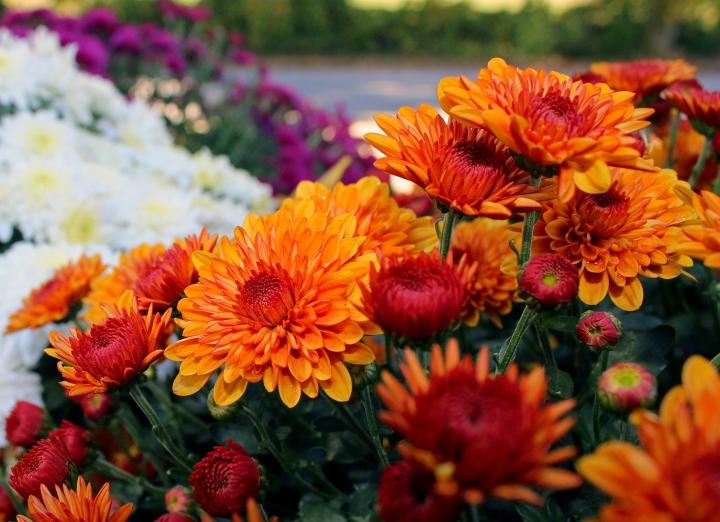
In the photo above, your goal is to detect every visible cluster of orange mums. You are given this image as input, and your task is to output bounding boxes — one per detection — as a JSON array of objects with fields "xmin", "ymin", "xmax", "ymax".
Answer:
[{"xmin": 5, "ymin": 57, "xmax": 720, "ymax": 521}]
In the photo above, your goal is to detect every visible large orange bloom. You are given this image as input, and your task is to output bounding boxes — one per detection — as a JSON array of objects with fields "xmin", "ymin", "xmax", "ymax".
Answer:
[
  {"xmin": 450, "ymin": 218, "xmax": 520, "ymax": 327},
  {"xmin": 665, "ymin": 83, "xmax": 720, "ymax": 131},
  {"xmin": 6, "ymin": 255, "xmax": 105, "ymax": 333},
  {"xmin": 47, "ymin": 291, "xmax": 172, "ymax": 396},
  {"xmin": 84, "ymin": 243, "xmax": 166, "ymax": 323},
  {"xmin": 17, "ymin": 477, "xmax": 133, "ymax": 522},
  {"xmin": 677, "ymin": 189, "xmax": 720, "ymax": 269},
  {"xmin": 281, "ymin": 176, "xmax": 436, "ymax": 256},
  {"xmin": 578, "ymin": 356, "xmax": 720, "ymax": 522},
  {"xmin": 590, "ymin": 59, "xmax": 696, "ymax": 99},
  {"xmin": 166, "ymin": 208, "xmax": 378, "ymax": 408},
  {"xmin": 377, "ymin": 340, "xmax": 580, "ymax": 506},
  {"xmin": 365, "ymin": 104, "xmax": 550, "ymax": 218},
  {"xmin": 533, "ymin": 168, "xmax": 694, "ymax": 311},
  {"xmin": 438, "ymin": 58, "xmax": 656, "ymax": 201}
]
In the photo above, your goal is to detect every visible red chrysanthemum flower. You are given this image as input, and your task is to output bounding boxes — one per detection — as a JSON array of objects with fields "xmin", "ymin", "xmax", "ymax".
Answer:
[
  {"xmin": 665, "ymin": 83, "xmax": 720, "ymax": 134},
  {"xmin": 378, "ymin": 460, "xmax": 464, "ymax": 522},
  {"xmin": 519, "ymin": 253, "xmax": 579, "ymax": 307},
  {"xmin": 47, "ymin": 291, "xmax": 172, "ymax": 396},
  {"xmin": 590, "ymin": 59, "xmax": 697, "ymax": 100},
  {"xmin": 133, "ymin": 229, "xmax": 217, "ymax": 312},
  {"xmin": 6, "ymin": 401, "xmax": 45, "ymax": 448},
  {"xmin": 377, "ymin": 340, "xmax": 580, "ymax": 505},
  {"xmin": 365, "ymin": 104, "xmax": 551, "ymax": 218},
  {"xmin": 189, "ymin": 440, "xmax": 260, "ymax": 517},
  {"xmin": 0, "ymin": 486, "xmax": 15, "ymax": 521},
  {"xmin": 49, "ymin": 421, "xmax": 89, "ymax": 466},
  {"xmin": 78, "ymin": 393, "xmax": 114, "ymax": 421},
  {"xmin": 598, "ymin": 362, "xmax": 657, "ymax": 413},
  {"xmin": 576, "ymin": 311, "xmax": 622, "ymax": 349},
  {"xmin": 361, "ymin": 250, "xmax": 466, "ymax": 341},
  {"xmin": 6, "ymin": 254, "xmax": 105, "ymax": 333},
  {"xmin": 9, "ymin": 438, "xmax": 70, "ymax": 499}
]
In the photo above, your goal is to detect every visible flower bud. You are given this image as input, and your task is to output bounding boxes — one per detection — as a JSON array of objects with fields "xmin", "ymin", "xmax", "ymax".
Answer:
[
  {"xmin": 519, "ymin": 253, "xmax": 578, "ymax": 308},
  {"xmin": 165, "ymin": 486, "xmax": 192, "ymax": 513},
  {"xmin": 79, "ymin": 393, "xmax": 114, "ymax": 421},
  {"xmin": 189, "ymin": 440, "xmax": 260, "ymax": 516},
  {"xmin": 6, "ymin": 401, "xmax": 45, "ymax": 448},
  {"xmin": 207, "ymin": 394, "xmax": 239, "ymax": 421},
  {"xmin": 9, "ymin": 438, "xmax": 70, "ymax": 498},
  {"xmin": 49, "ymin": 421, "xmax": 89, "ymax": 466},
  {"xmin": 576, "ymin": 311, "xmax": 622, "ymax": 349},
  {"xmin": 598, "ymin": 362, "xmax": 656, "ymax": 413}
]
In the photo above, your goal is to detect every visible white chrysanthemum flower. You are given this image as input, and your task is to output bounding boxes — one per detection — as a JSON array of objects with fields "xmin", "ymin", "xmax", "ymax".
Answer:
[{"xmin": 0, "ymin": 111, "xmax": 76, "ymax": 160}]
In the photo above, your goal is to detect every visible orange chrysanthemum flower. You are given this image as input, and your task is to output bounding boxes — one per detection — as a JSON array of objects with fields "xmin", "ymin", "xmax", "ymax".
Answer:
[
  {"xmin": 166, "ymin": 209, "xmax": 378, "ymax": 408},
  {"xmin": 578, "ymin": 356, "xmax": 720, "ymax": 522},
  {"xmin": 17, "ymin": 477, "xmax": 133, "ymax": 522},
  {"xmin": 665, "ymin": 83, "xmax": 720, "ymax": 132},
  {"xmin": 377, "ymin": 340, "xmax": 580, "ymax": 506},
  {"xmin": 85, "ymin": 231, "xmax": 217, "ymax": 322},
  {"xmin": 677, "ymin": 189, "xmax": 720, "ymax": 269},
  {"xmin": 84, "ymin": 243, "xmax": 166, "ymax": 323},
  {"xmin": 533, "ymin": 168, "xmax": 694, "ymax": 311},
  {"xmin": 590, "ymin": 59, "xmax": 697, "ymax": 99},
  {"xmin": 6, "ymin": 255, "xmax": 105, "ymax": 333},
  {"xmin": 47, "ymin": 291, "xmax": 172, "ymax": 396},
  {"xmin": 450, "ymin": 219, "xmax": 519, "ymax": 327},
  {"xmin": 281, "ymin": 176, "xmax": 436, "ymax": 256},
  {"xmin": 438, "ymin": 58, "xmax": 656, "ymax": 201},
  {"xmin": 365, "ymin": 104, "xmax": 550, "ymax": 218}
]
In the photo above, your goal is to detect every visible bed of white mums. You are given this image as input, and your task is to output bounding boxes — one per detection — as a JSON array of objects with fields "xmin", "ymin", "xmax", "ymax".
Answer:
[{"xmin": 0, "ymin": 28, "xmax": 275, "ymax": 443}]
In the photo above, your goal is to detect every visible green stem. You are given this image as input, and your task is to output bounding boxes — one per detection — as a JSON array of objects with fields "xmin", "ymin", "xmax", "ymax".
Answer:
[
  {"xmin": 240, "ymin": 405, "xmax": 338, "ymax": 499},
  {"xmin": 497, "ymin": 306, "xmax": 538, "ymax": 373},
  {"xmin": 361, "ymin": 383, "xmax": 389, "ymax": 467},
  {"xmin": 711, "ymin": 351, "xmax": 720, "ymax": 369},
  {"xmin": 519, "ymin": 176, "xmax": 542, "ymax": 267},
  {"xmin": 535, "ymin": 323, "xmax": 560, "ymax": 395},
  {"xmin": 128, "ymin": 384, "xmax": 193, "ymax": 473},
  {"xmin": 92, "ymin": 457, "xmax": 166, "ymax": 495},
  {"xmin": 325, "ymin": 396, "xmax": 376, "ymax": 450},
  {"xmin": 592, "ymin": 350, "xmax": 610, "ymax": 445},
  {"xmin": 689, "ymin": 136, "xmax": 713, "ymax": 189},
  {"xmin": 665, "ymin": 110, "xmax": 680, "ymax": 167},
  {"xmin": 439, "ymin": 209, "xmax": 457, "ymax": 260},
  {"xmin": 384, "ymin": 334, "xmax": 393, "ymax": 369}
]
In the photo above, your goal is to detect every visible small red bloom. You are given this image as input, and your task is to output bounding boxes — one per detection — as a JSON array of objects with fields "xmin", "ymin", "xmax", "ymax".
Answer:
[
  {"xmin": 165, "ymin": 486, "xmax": 192, "ymax": 513},
  {"xmin": 155, "ymin": 514, "xmax": 196, "ymax": 522},
  {"xmin": 0, "ymin": 485, "xmax": 16, "ymax": 521},
  {"xmin": 49, "ymin": 421, "xmax": 89, "ymax": 466},
  {"xmin": 9, "ymin": 438, "xmax": 70, "ymax": 499},
  {"xmin": 79, "ymin": 393, "xmax": 114, "ymax": 420},
  {"xmin": 519, "ymin": 254, "xmax": 579, "ymax": 308},
  {"xmin": 378, "ymin": 460, "xmax": 463, "ymax": 522},
  {"xmin": 362, "ymin": 250, "xmax": 466, "ymax": 341},
  {"xmin": 576, "ymin": 311, "xmax": 623, "ymax": 349},
  {"xmin": 189, "ymin": 440, "xmax": 260, "ymax": 517},
  {"xmin": 6, "ymin": 401, "xmax": 45, "ymax": 448},
  {"xmin": 598, "ymin": 362, "xmax": 657, "ymax": 413}
]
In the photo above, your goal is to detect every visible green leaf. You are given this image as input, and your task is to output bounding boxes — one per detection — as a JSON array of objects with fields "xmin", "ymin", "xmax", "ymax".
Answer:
[
  {"xmin": 542, "ymin": 315, "xmax": 578, "ymax": 334},
  {"xmin": 300, "ymin": 503, "xmax": 347, "ymax": 522},
  {"xmin": 548, "ymin": 369, "xmax": 574, "ymax": 399},
  {"xmin": 608, "ymin": 326, "xmax": 674, "ymax": 375}
]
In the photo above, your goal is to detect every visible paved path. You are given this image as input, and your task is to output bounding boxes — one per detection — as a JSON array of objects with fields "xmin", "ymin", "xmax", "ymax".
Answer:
[{"xmin": 269, "ymin": 65, "xmax": 720, "ymax": 120}]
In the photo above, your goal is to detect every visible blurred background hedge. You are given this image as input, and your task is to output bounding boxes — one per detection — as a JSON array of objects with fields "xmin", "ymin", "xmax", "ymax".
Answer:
[{"xmin": 3, "ymin": 0, "xmax": 720, "ymax": 59}]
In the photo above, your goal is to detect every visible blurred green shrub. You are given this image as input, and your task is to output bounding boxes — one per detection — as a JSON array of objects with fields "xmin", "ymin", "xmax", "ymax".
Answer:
[{"xmin": 95, "ymin": 0, "xmax": 720, "ymax": 58}]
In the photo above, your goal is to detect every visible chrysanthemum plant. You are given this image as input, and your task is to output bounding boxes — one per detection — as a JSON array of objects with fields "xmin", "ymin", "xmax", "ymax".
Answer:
[{"xmin": 5, "ymin": 56, "xmax": 720, "ymax": 522}]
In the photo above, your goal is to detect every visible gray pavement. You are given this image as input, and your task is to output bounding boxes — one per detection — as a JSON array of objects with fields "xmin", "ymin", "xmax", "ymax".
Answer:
[{"xmin": 269, "ymin": 65, "xmax": 720, "ymax": 120}]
